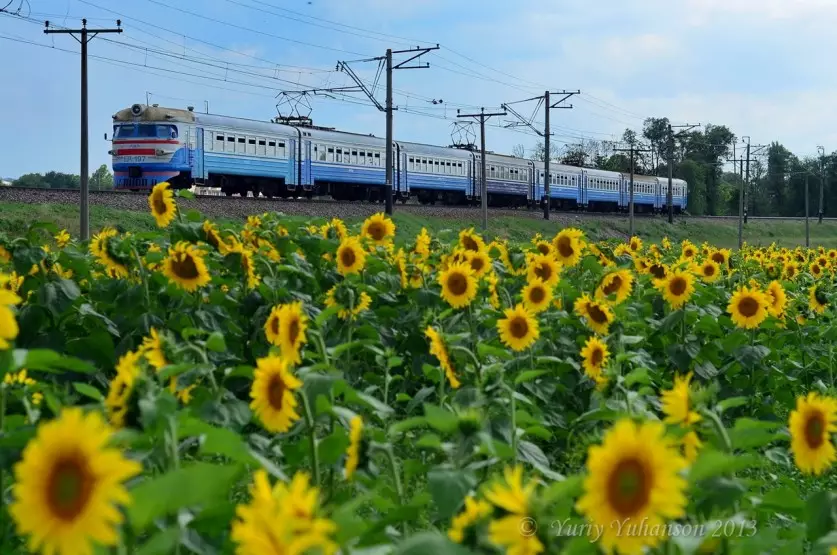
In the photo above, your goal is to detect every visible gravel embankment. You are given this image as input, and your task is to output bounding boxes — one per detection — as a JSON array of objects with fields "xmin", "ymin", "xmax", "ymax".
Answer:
[{"xmin": 0, "ymin": 187, "xmax": 635, "ymax": 226}]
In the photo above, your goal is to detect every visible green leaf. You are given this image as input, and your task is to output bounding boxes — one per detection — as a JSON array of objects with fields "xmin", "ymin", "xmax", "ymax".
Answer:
[
  {"xmin": 727, "ymin": 418, "xmax": 782, "ymax": 450},
  {"xmin": 205, "ymin": 331, "xmax": 226, "ymax": 353},
  {"xmin": 689, "ymin": 450, "xmax": 759, "ymax": 483},
  {"xmin": 693, "ymin": 360, "xmax": 719, "ymax": 380},
  {"xmin": 136, "ymin": 528, "xmax": 181, "ymax": 555},
  {"xmin": 318, "ymin": 428, "xmax": 349, "ymax": 466},
  {"xmin": 424, "ymin": 404, "xmax": 458, "ymax": 434},
  {"xmin": 717, "ymin": 396, "xmax": 748, "ymax": 413},
  {"xmin": 416, "ymin": 433, "xmax": 443, "ymax": 449},
  {"xmin": 619, "ymin": 335, "xmax": 645, "ymax": 345},
  {"xmin": 515, "ymin": 370, "xmax": 548, "ymax": 385},
  {"xmin": 73, "ymin": 382, "xmax": 103, "ymax": 401},
  {"xmin": 540, "ymin": 475, "xmax": 584, "ymax": 506},
  {"xmin": 806, "ymin": 491, "xmax": 837, "ymax": 542},
  {"xmin": 394, "ymin": 532, "xmax": 473, "ymax": 555},
  {"xmin": 129, "ymin": 462, "xmax": 243, "ymax": 531},
  {"xmin": 13, "ymin": 349, "xmax": 95, "ymax": 374},
  {"xmin": 388, "ymin": 416, "xmax": 427, "ymax": 436},
  {"xmin": 175, "ymin": 189, "xmax": 195, "ymax": 199},
  {"xmin": 759, "ymin": 487, "xmax": 805, "ymax": 518},
  {"xmin": 427, "ymin": 468, "xmax": 477, "ymax": 520},
  {"xmin": 476, "ymin": 343, "xmax": 513, "ymax": 360},
  {"xmin": 518, "ymin": 440, "xmax": 564, "ymax": 480},
  {"xmin": 178, "ymin": 419, "xmax": 257, "ymax": 465}
]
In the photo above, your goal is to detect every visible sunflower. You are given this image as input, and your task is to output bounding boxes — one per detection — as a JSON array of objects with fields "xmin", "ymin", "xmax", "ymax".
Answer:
[
  {"xmin": 9, "ymin": 407, "xmax": 142, "ymax": 555},
  {"xmin": 784, "ymin": 261, "xmax": 800, "ymax": 280},
  {"xmin": 659, "ymin": 270, "xmax": 695, "ymax": 309},
  {"xmin": 497, "ymin": 304, "xmax": 539, "ymax": 351},
  {"xmin": 727, "ymin": 285, "xmax": 769, "ymax": 329},
  {"xmin": 231, "ymin": 470, "xmax": 337, "ymax": 555},
  {"xmin": 580, "ymin": 336, "xmax": 609, "ymax": 386},
  {"xmin": 766, "ymin": 280, "xmax": 787, "ymax": 317},
  {"xmin": 810, "ymin": 261, "xmax": 825, "ymax": 279},
  {"xmin": 105, "ymin": 350, "xmax": 143, "ymax": 428},
  {"xmin": 264, "ymin": 305, "xmax": 283, "ymax": 346},
  {"xmin": 595, "ymin": 269, "xmax": 634, "ymax": 305},
  {"xmin": 681, "ymin": 430, "xmax": 702, "ymax": 464},
  {"xmin": 335, "ymin": 237, "xmax": 366, "ymax": 276},
  {"xmin": 809, "ymin": 284, "xmax": 829, "ymax": 314},
  {"xmin": 521, "ymin": 278, "xmax": 553, "ymax": 314},
  {"xmin": 54, "ymin": 229, "xmax": 70, "ymax": 248},
  {"xmin": 660, "ymin": 373, "xmax": 701, "ymax": 426},
  {"xmin": 466, "ymin": 249, "xmax": 491, "ymax": 279},
  {"xmin": 449, "ymin": 496, "xmax": 492, "ymax": 544},
  {"xmin": 274, "ymin": 301, "xmax": 308, "ymax": 365},
  {"xmin": 534, "ymin": 240, "xmax": 554, "ymax": 257},
  {"xmin": 140, "ymin": 328, "xmax": 168, "ymax": 371},
  {"xmin": 148, "ymin": 181, "xmax": 177, "ymax": 227},
  {"xmin": 89, "ymin": 228, "xmax": 129, "ymax": 278},
  {"xmin": 680, "ymin": 240, "xmax": 697, "ymax": 261},
  {"xmin": 0, "ymin": 288, "xmax": 22, "ymax": 350},
  {"xmin": 344, "ymin": 416, "xmax": 363, "ymax": 480},
  {"xmin": 324, "ymin": 286, "xmax": 372, "ymax": 320},
  {"xmin": 789, "ymin": 392, "xmax": 837, "ymax": 475},
  {"xmin": 695, "ymin": 260, "xmax": 721, "ymax": 283},
  {"xmin": 647, "ymin": 262, "xmax": 669, "ymax": 281},
  {"xmin": 227, "ymin": 242, "xmax": 260, "ymax": 290},
  {"xmin": 438, "ymin": 262, "xmax": 478, "ymax": 309},
  {"xmin": 574, "ymin": 294, "xmax": 614, "ymax": 335},
  {"xmin": 0, "ymin": 271, "xmax": 23, "ymax": 293},
  {"xmin": 414, "ymin": 227, "xmax": 431, "ymax": 259},
  {"xmin": 576, "ymin": 418, "xmax": 687, "ymax": 555},
  {"xmin": 0, "ymin": 243, "xmax": 10, "ymax": 263},
  {"xmin": 250, "ymin": 354, "xmax": 302, "ymax": 433},
  {"xmin": 361, "ymin": 212, "xmax": 396, "ymax": 245},
  {"xmin": 162, "ymin": 242, "xmax": 211, "ymax": 292},
  {"xmin": 628, "ymin": 236, "xmax": 643, "ymax": 252},
  {"xmin": 527, "ymin": 253, "xmax": 561, "ymax": 287},
  {"xmin": 459, "ymin": 228, "xmax": 486, "ymax": 252},
  {"xmin": 486, "ymin": 271, "xmax": 501, "ymax": 310},
  {"xmin": 552, "ymin": 228, "xmax": 584, "ymax": 267},
  {"xmin": 425, "ymin": 326, "xmax": 461, "ymax": 389},
  {"xmin": 202, "ymin": 220, "xmax": 229, "ymax": 254}
]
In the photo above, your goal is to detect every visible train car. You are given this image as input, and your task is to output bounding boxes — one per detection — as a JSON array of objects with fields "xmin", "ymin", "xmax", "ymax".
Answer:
[
  {"xmin": 400, "ymin": 142, "xmax": 473, "ymax": 205},
  {"xmin": 655, "ymin": 177, "xmax": 688, "ymax": 213},
  {"xmin": 582, "ymin": 168, "xmax": 621, "ymax": 211},
  {"xmin": 304, "ymin": 127, "xmax": 390, "ymax": 202},
  {"xmin": 531, "ymin": 161, "xmax": 583, "ymax": 210},
  {"xmin": 480, "ymin": 153, "xmax": 533, "ymax": 208},
  {"xmin": 619, "ymin": 174, "xmax": 659, "ymax": 212}
]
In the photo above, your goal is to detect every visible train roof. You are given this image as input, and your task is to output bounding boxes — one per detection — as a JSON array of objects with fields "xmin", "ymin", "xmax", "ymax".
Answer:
[{"xmin": 399, "ymin": 141, "xmax": 475, "ymax": 159}]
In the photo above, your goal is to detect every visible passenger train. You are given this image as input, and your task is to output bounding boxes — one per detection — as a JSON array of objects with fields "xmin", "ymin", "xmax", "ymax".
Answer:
[{"xmin": 110, "ymin": 103, "xmax": 688, "ymax": 212}]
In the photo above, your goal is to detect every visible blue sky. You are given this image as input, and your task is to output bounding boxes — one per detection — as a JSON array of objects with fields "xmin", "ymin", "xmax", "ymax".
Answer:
[{"xmin": 1, "ymin": 0, "xmax": 836, "ymax": 178}]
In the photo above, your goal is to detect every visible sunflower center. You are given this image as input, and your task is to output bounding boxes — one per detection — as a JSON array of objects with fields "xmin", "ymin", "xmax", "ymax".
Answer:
[
  {"xmin": 703, "ymin": 265, "xmax": 715, "ymax": 277},
  {"xmin": 171, "ymin": 254, "xmax": 200, "ymax": 279},
  {"xmin": 685, "ymin": 248, "xmax": 694, "ymax": 258},
  {"xmin": 46, "ymin": 454, "xmax": 94, "ymax": 521},
  {"xmin": 587, "ymin": 303, "xmax": 608, "ymax": 324},
  {"xmin": 267, "ymin": 374, "xmax": 286, "ymax": 410},
  {"xmin": 288, "ymin": 316, "xmax": 300, "ymax": 344},
  {"xmin": 607, "ymin": 458, "xmax": 650, "ymax": 516},
  {"xmin": 815, "ymin": 288, "xmax": 829, "ymax": 305},
  {"xmin": 534, "ymin": 263, "xmax": 552, "ymax": 282},
  {"xmin": 805, "ymin": 411, "xmax": 826, "ymax": 448},
  {"xmin": 737, "ymin": 296, "xmax": 760, "ymax": 318},
  {"xmin": 602, "ymin": 276, "xmax": 623, "ymax": 296},
  {"xmin": 151, "ymin": 192, "xmax": 168, "ymax": 215},
  {"xmin": 529, "ymin": 286, "xmax": 546, "ymax": 305},
  {"xmin": 788, "ymin": 267, "xmax": 796, "ymax": 277},
  {"xmin": 509, "ymin": 316, "xmax": 529, "ymax": 339},
  {"xmin": 447, "ymin": 272, "xmax": 468, "ymax": 296},
  {"xmin": 649, "ymin": 264, "xmax": 666, "ymax": 279},
  {"xmin": 556, "ymin": 237, "xmax": 574, "ymax": 258},
  {"xmin": 537, "ymin": 243, "xmax": 550, "ymax": 255},
  {"xmin": 340, "ymin": 247, "xmax": 357, "ymax": 268},
  {"xmin": 470, "ymin": 257, "xmax": 485, "ymax": 273},
  {"xmin": 462, "ymin": 236, "xmax": 479, "ymax": 251},
  {"xmin": 630, "ymin": 241, "xmax": 638, "ymax": 251},
  {"xmin": 270, "ymin": 315, "xmax": 280, "ymax": 336},
  {"xmin": 591, "ymin": 347, "xmax": 603, "ymax": 367},
  {"xmin": 367, "ymin": 222, "xmax": 385, "ymax": 241},
  {"xmin": 669, "ymin": 277, "xmax": 687, "ymax": 296}
]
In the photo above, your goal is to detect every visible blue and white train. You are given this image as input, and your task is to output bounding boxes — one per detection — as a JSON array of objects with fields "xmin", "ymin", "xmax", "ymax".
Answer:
[{"xmin": 111, "ymin": 103, "xmax": 687, "ymax": 212}]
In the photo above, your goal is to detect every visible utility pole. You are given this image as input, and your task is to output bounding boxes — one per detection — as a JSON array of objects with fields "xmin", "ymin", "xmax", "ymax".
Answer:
[
  {"xmin": 818, "ymin": 145, "xmax": 826, "ymax": 223},
  {"xmin": 666, "ymin": 123, "xmax": 700, "ymax": 223},
  {"xmin": 726, "ymin": 146, "xmax": 747, "ymax": 250},
  {"xmin": 44, "ymin": 19, "xmax": 122, "ymax": 242},
  {"xmin": 457, "ymin": 107, "xmax": 507, "ymax": 231},
  {"xmin": 338, "ymin": 44, "xmax": 440, "ymax": 215},
  {"xmin": 614, "ymin": 144, "xmax": 653, "ymax": 238},
  {"xmin": 744, "ymin": 138, "xmax": 751, "ymax": 227},
  {"xmin": 805, "ymin": 173, "xmax": 810, "ymax": 247},
  {"xmin": 501, "ymin": 90, "xmax": 579, "ymax": 220}
]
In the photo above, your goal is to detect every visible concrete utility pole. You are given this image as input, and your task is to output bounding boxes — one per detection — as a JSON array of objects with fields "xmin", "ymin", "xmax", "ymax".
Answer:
[
  {"xmin": 44, "ymin": 18, "xmax": 122, "ymax": 241},
  {"xmin": 502, "ymin": 90, "xmax": 579, "ymax": 220},
  {"xmin": 614, "ymin": 144, "xmax": 653, "ymax": 238},
  {"xmin": 818, "ymin": 145, "xmax": 826, "ymax": 224},
  {"xmin": 338, "ymin": 44, "xmax": 440, "ymax": 215},
  {"xmin": 457, "ymin": 107, "xmax": 507, "ymax": 231},
  {"xmin": 806, "ymin": 173, "xmax": 810, "ymax": 247},
  {"xmin": 666, "ymin": 123, "xmax": 700, "ymax": 223}
]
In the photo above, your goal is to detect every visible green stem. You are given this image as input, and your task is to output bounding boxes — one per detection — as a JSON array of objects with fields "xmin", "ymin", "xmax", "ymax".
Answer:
[
  {"xmin": 302, "ymin": 393, "xmax": 321, "ymax": 487},
  {"xmin": 384, "ymin": 445, "xmax": 408, "ymax": 537},
  {"xmin": 0, "ymin": 388, "xmax": 5, "ymax": 547},
  {"xmin": 701, "ymin": 408, "xmax": 732, "ymax": 452},
  {"xmin": 168, "ymin": 416, "xmax": 180, "ymax": 471},
  {"xmin": 509, "ymin": 384, "xmax": 518, "ymax": 463},
  {"xmin": 130, "ymin": 246, "xmax": 151, "ymax": 308}
]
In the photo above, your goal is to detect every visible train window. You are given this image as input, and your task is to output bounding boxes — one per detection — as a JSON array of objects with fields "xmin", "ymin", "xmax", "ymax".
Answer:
[
  {"xmin": 238, "ymin": 137, "xmax": 245, "ymax": 143},
  {"xmin": 327, "ymin": 147, "xmax": 335, "ymax": 162},
  {"xmin": 216, "ymin": 134, "xmax": 224, "ymax": 141},
  {"xmin": 336, "ymin": 148, "xmax": 343, "ymax": 163},
  {"xmin": 248, "ymin": 139, "xmax": 256, "ymax": 144},
  {"xmin": 227, "ymin": 136, "xmax": 235, "ymax": 141},
  {"xmin": 319, "ymin": 145, "xmax": 326, "ymax": 161},
  {"xmin": 258, "ymin": 140, "xmax": 266, "ymax": 145},
  {"xmin": 257, "ymin": 139, "xmax": 266, "ymax": 156},
  {"xmin": 269, "ymin": 141, "xmax": 276, "ymax": 147},
  {"xmin": 350, "ymin": 150, "xmax": 358, "ymax": 165}
]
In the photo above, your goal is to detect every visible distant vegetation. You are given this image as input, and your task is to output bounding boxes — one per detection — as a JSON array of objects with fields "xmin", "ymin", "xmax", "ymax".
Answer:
[{"xmin": 9, "ymin": 164, "xmax": 113, "ymax": 190}]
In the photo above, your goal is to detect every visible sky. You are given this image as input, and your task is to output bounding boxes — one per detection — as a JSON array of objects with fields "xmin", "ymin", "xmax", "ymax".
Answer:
[{"xmin": 1, "ymin": 0, "xmax": 837, "ymax": 178}]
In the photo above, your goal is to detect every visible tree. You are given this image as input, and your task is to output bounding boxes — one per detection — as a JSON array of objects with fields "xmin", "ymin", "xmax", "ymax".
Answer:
[
  {"xmin": 529, "ymin": 141, "xmax": 561, "ymax": 162},
  {"xmin": 14, "ymin": 173, "xmax": 46, "ymax": 188},
  {"xmin": 512, "ymin": 144, "xmax": 526, "ymax": 159},
  {"xmin": 91, "ymin": 164, "xmax": 114, "ymax": 190}
]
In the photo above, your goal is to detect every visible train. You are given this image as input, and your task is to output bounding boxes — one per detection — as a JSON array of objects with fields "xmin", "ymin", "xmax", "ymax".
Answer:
[{"xmin": 110, "ymin": 103, "xmax": 687, "ymax": 213}]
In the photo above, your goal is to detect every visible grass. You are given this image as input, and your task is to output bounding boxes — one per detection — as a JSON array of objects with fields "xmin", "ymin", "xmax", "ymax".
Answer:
[{"xmin": 2, "ymin": 201, "xmax": 837, "ymax": 249}]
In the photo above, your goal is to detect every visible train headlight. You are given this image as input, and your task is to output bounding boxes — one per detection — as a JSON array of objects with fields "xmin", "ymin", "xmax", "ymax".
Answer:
[{"xmin": 131, "ymin": 104, "xmax": 145, "ymax": 116}]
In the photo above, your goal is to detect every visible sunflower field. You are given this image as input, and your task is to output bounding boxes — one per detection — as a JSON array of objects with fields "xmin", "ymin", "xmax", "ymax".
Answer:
[{"xmin": 2, "ymin": 182, "xmax": 837, "ymax": 555}]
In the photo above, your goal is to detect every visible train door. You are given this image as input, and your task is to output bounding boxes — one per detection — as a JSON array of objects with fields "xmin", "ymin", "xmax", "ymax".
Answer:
[
  {"xmin": 472, "ymin": 154, "xmax": 481, "ymax": 200},
  {"xmin": 400, "ymin": 149, "xmax": 409, "ymax": 198},
  {"xmin": 287, "ymin": 138, "xmax": 297, "ymax": 186},
  {"xmin": 302, "ymin": 140, "xmax": 312, "ymax": 188},
  {"xmin": 193, "ymin": 127, "xmax": 205, "ymax": 181},
  {"xmin": 579, "ymin": 170, "xmax": 588, "ymax": 207}
]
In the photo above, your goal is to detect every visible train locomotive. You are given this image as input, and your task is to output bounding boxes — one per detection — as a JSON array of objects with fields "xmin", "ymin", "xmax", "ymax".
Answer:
[{"xmin": 111, "ymin": 103, "xmax": 687, "ymax": 213}]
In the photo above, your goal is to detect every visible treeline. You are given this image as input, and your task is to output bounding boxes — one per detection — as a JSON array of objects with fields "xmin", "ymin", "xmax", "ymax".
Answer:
[
  {"xmin": 9, "ymin": 164, "xmax": 114, "ymax": 190},
  {"xmin": 516, "ymin": 117, "xmax": 833, "ymax": 217}
]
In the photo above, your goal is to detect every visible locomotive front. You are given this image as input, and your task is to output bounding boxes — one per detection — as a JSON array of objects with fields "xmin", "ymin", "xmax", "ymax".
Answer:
[{"xmin": 111, "ymin": 104, "xmax": 194, "ymax": 191}]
